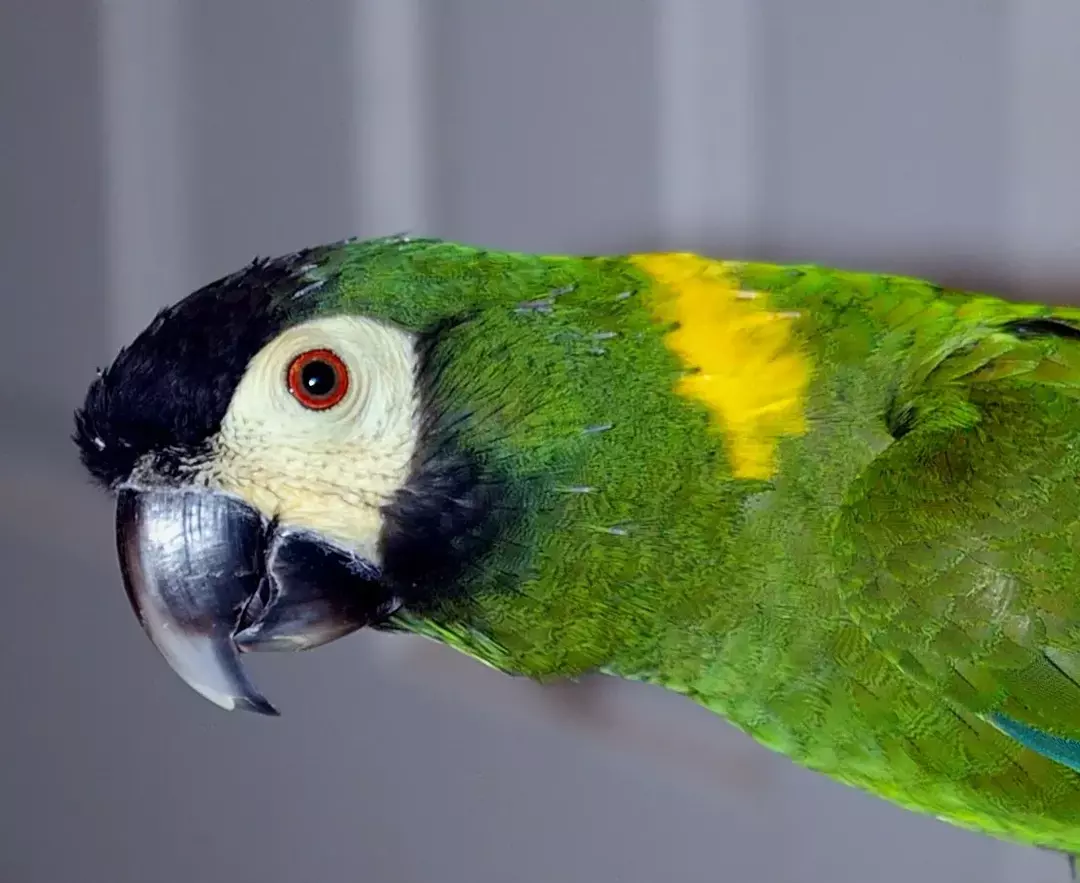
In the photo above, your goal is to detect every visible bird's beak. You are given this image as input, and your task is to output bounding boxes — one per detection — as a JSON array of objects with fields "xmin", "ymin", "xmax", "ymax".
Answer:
[{"xmin": 115, "ymin": 487, "xmax": 393, "ymax": 715}]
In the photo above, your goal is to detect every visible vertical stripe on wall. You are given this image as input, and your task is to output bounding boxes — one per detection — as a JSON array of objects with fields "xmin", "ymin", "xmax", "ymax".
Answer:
[
  {"xmin": 184, "ymin": 0, "xmax": 358, "ymax": 278},
  {"xmin": 100, "ymin": 0, "xmax": 193, "ymax": 347},
  {"xmin": 351, "ymin": 0, "xmax": 432, "ymax": 238},
  {"xmin": 427, "ymin": 0, "xmax": 659, "ymax": 253},
  {"xmin": 655, "ymin": 0, "xmax": 758, "ymax": 256},
  {"xmin": 1006, "ymin": 0, "xmax": 1080, "ymax": 300}
]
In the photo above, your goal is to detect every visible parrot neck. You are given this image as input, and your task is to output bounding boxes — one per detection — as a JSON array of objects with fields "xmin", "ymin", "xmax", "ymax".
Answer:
[
  {"xmin": 346, "ymin": 243, "xmax": 836, "ymax": 684},
  {"xmin": 372, "ymin": 281, "xmax": 773, "ymax": 682}
]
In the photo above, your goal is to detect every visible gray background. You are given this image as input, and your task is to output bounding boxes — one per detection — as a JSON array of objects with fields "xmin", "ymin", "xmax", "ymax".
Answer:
[{"xmin": 3, "ymin": 1, "xmax": 1080, "ymax": 881}]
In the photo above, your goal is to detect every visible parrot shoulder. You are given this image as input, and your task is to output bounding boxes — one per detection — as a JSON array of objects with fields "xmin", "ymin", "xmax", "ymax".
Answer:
[{"xmin": 835, "ymin": 305, "xmax": 1080, "ymax": 771}]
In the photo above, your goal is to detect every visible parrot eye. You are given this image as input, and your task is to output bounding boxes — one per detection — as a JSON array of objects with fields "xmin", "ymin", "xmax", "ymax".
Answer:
[{"xmin": 286, "ymin": 348, "xmax": 350, "ymax": 410}]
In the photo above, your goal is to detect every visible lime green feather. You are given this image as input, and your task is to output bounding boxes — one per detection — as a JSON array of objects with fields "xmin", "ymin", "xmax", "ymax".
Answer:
[{"xmin": 303, "ymin": 238, "xmax": 1080, "ymax": 852}]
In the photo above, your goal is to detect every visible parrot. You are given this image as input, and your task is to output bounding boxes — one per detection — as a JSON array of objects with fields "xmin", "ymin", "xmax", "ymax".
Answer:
[{"xmin": 72, "ymin": 234, "xmax": 1080, "ymax": 857}]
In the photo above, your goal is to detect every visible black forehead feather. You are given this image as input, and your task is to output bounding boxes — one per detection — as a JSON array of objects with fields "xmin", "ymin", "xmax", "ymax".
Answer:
[{"xmin": 74, "ymin": 246, "xmax": 334, "ymax": 489}]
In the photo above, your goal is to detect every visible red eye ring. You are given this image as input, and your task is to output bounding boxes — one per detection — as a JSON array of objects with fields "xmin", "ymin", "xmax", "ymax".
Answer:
[{"xmin": 286, "ymin": 348, "xmax": 350, "ymax": 410}]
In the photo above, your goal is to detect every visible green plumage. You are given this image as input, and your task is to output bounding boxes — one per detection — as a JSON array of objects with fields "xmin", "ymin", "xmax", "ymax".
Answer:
[{"xmin": 104, "ymin": 235, "xmax": 1080, "ymax": 851}]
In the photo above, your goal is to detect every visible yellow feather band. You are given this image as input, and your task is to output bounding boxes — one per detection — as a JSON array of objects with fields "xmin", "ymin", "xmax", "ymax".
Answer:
[{"xmin": 630, "ymin": 253, "xmax": 811, "ymax": 480}]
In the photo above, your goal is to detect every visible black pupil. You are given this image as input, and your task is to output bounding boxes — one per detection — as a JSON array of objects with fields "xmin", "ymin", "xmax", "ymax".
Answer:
[{"xmin": 300, "ymin": 360, "xmax": 338, "ymax": 398}]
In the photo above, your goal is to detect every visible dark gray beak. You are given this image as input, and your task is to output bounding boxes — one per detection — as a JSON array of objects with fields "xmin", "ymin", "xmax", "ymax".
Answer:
[{"xmin": 115, "ymin": 488, "xmax": 394, "ymax": 715}]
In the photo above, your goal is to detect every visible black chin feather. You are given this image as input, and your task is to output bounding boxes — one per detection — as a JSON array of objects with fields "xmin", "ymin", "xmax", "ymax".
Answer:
[{"xmin": 378, "ymin": 318, "xmax": 521, "ymax": 613}]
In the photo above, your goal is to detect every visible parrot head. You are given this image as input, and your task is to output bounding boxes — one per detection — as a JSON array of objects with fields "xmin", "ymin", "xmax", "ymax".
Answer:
[{"xmin": 73, "ymin": 241, "xmax": 511, "ymax": 715}]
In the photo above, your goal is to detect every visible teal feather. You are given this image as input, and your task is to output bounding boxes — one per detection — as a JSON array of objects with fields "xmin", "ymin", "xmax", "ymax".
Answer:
[{"xmin": 991, "ymin": 713, "xmax": 1080, "ymax": 774}]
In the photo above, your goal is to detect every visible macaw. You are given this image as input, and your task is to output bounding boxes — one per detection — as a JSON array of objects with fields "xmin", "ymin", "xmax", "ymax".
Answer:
[{"xmin": 73, "ymin": 235, "xmax": 1080, "ymax": 856}]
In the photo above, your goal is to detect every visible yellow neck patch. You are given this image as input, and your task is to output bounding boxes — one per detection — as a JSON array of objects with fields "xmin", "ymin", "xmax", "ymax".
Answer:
[{"xmin": 629, "ymin": 253, "xmax": 811, "ymax": 480}]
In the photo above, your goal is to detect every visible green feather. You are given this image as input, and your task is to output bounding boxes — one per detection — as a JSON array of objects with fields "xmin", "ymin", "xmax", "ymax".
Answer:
[{"xmin": 299, "ymin": 239, "xmax": 1080, "ymax": 851}]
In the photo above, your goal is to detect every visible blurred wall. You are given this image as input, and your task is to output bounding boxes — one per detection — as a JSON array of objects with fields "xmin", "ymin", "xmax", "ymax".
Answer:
[{"xmin": 3, "ymin": 1, "xmax": 1080, "ymax": 882}]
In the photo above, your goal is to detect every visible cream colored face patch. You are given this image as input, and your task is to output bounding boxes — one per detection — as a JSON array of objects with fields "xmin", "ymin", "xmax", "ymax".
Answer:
[{"xmin": 208, "ymin": 314, "xmax": 421, "ymax": 563}]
